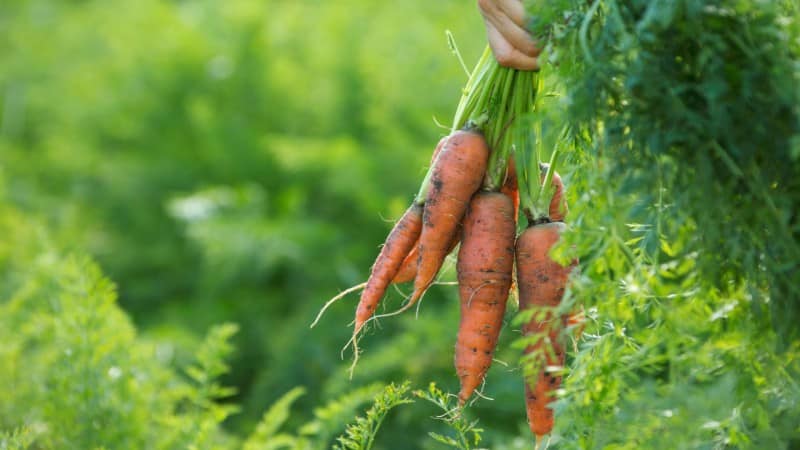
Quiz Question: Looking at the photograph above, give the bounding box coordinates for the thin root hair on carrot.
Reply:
[534,434,551,450]
[311,281,366,328]
[491,357,510,368]
[472,383,494,402]
[391,283,412,297]
[347,336,362,380]
[464,280,498,309]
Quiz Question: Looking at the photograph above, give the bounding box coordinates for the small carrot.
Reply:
[351,135,452,332]
[313,136,449,331]
[538,163,567,222]
[566,306,586,341]
[516,220,575,439]
[353,202,423,334]
[501,156,520,224]
[541,167,583,344]
[454,191,516,404]
[548,171,567,222]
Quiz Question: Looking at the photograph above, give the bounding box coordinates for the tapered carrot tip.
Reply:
[354,203,423,331]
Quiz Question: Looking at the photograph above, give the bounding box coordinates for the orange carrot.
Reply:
[566,307,586,340]
[544,169,583,342]
[515,220,575,439]
[351,135,450,332]
[353,203,423,333]
[406,129,489,309]
[392,245,420,284]
[501,156,520,224]
[548,170,567,222]
[454,191,516,404]
[392,229,461,284]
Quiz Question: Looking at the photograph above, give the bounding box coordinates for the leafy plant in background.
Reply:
[333,382,414,450]
[414,383,485,450]
[513,0,800,447]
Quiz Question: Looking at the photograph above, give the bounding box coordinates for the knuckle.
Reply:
[477,0,495,14]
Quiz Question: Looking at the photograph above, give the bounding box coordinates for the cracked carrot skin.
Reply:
[354,202,423,333]
[515,221,575,438]
[455,191,516,404]
[408,129,489,308]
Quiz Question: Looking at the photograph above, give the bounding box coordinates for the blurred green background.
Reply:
[0,0,530,448]
[2,1,799,449]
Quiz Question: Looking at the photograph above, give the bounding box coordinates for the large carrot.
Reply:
[454,191,516,404]
[515,220,575,440]
[406,129,489,309]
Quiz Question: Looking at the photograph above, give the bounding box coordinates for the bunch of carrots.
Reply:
[314,46,582,447]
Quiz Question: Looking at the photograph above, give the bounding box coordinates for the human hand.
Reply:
[477,0,540,70]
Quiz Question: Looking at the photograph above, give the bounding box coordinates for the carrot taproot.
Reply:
[454,191,516,404]
[405,129,489,310]
[353,202,423,334]
[515,220,575,439]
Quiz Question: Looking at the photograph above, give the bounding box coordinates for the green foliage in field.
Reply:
[520,0,800,447]
[1,0,799,449]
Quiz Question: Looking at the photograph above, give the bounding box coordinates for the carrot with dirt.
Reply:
[343,129,488,377]
[516,220,573,441]
[450,67,537,404]
[515,148,577,446]
[454,190,516,404]
[399,128,489,313]
[352,202,424,334]
[350,135,451,332]
[310,134,452,331]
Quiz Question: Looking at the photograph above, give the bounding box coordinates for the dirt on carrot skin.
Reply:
[455,191,516,405]
[515,221,576,438]
[409,129,489,310]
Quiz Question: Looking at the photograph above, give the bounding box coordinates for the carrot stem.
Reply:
[417,48,539,201]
